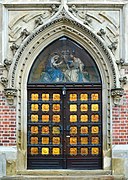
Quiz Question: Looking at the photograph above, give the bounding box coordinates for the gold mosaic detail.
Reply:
[91,93,99,101]
[52,148,60,155]
[31,93,38,101]
[70,115,77,122]
[42,126,49,134]
[31,147,38,155]
[91,137,99,144]
[42,137,49,144]
[70,104,77,111]
[80,94,88,101]
[80,126,88,134]
[91,147,99,155]
[91,126,99,133]
[70,94,77,101]
[91,104,99,111]
[52,137,60,145]
[80,115,88,122]
[31,126,38,134]
[81,137,88,144]
[31,104,38,111]
[42,115,49,122]
[52,104,60,111]
[42,94,49,101]
[31,115,38,122]
[42,104,49,111]
[70,137,77,145]
[70,126,77,134]
[70,148,77,156]
[81,148,88,155]
[52,126,60,134]
[31,137,38,144]
[42,148,49,155]
[52,115,60,122]
[91,114,99,122]
[80,104,88,111]
[53,94,60,101]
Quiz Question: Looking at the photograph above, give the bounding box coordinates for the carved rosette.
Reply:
[4,88,17,105]
[111,88,124,106]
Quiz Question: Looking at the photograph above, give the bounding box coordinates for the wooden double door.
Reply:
[27,85,102,169]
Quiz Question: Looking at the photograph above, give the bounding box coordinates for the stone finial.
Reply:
[84,15,92,25]
[97,28,106,37]
[35,17,44,28]
[69,5,78,14]
[116,59,125,66]
[1,77,8,87]
[4,88,17,105]
[20,28,30,41]
[111,88,124,106]
[50,4,58,13]
[108,40,118,51]
[4,59,12,71]
[119,76,127,85]
[10,43,19,55]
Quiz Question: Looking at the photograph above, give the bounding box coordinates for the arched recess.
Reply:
[7,17,120,172]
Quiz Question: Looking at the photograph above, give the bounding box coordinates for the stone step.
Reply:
[1,175,125,180]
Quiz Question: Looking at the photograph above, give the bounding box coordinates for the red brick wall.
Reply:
[0,91,16,146]
[112,90,128,144]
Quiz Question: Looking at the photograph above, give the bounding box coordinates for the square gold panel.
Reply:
[92,137,99,144]
[70,137,77,145]
[70,104,77,112]
[91,104,99,111]
[70,94,77,101]
[52,126,60,134]
[70,126,77,134]
[31,104,38,111]
[80,104,88,111]
[81,148,88,155]
[52,137,60,145]
[80,126,88,134]
[42,94,49,101]
[31,93,38,101]
[52,148,60,155]
[80,115,88,122]
[52,115,60,123]
[70,115,77,122]
[91,126,99,134]
[91,93,99,101]
[80,94,88,101]
[31,126,38,134]
[31,147,38,155]
[91,114,99,122]
[31,137,38,144]
[42,148,49,155]
[42,104,49,111]
[42,137,49,144]
[91,147,99,155]
[31,115,38,122]
[81,137,88,144]
[70,148,77,156]
[53,94,60,101]
[42,115,49,122]
[52,104,60,112]
[42,126,49,134]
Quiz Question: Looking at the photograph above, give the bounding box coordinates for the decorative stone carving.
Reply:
[69,5,78,14]
[111,88,124,106]
[108,40,118,51]
[1,77,8,87]
[4,88,17,105]
[20,28,30,41]
[84,15,92,26]
[10,43,19,55]
[97,28,106,38]
[34,16,44,28]
[49,4,59,14]
[119,76,127,85]
[116,59,125,66]
[4,59,12,71]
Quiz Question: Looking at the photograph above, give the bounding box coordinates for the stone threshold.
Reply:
[17,170,112,176]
